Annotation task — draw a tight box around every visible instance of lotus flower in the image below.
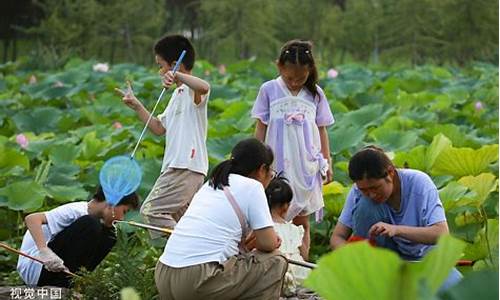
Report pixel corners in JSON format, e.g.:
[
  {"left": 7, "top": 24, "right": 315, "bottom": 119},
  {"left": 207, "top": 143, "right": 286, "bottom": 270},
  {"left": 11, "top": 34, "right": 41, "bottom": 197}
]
[
  {"left": 218, "top": 64, "right": 226, "bottom": 75},
  {"left": 327, "top": 68, "right": 338, "bottom": 79},
  {"left": 28, "top": 75, "right": 37, "bottom": 85},
  {"left": 93, "top": 63, "right": 110, "bottom": 73},
  {"left": 113, "top": 121, "right": 123, "bottom": 129},
  {"left": 474, "top": 101, "right": 483, "bottom": 111},
  {"left": 53, "top": 81, "right": 64, "bottom": 88},
  {"left": 16, "top": 134, "right": 29, "bottom": 149}
]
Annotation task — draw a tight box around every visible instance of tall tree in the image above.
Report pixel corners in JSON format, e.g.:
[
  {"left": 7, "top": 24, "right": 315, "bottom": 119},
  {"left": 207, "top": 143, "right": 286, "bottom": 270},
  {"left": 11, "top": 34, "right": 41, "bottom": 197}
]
[
  {"left": 0, "top": 0, "right": 41, "bottom": 63},
  {"left": 21, "top": 0, "right": 165, "bottom": 67},
  {"left": 428, "top": 0, "right": 499, "bottom": 64},
  {"left": 199, "top": 0, "right": 279, "bottom": 62}
]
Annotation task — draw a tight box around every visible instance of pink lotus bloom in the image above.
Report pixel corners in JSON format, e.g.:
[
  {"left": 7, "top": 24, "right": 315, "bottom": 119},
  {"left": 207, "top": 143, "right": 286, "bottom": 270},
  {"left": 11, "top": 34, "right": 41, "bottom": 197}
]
[
  {"left": 474, "top": 101, "right": 483, "bottom": 111},
  {"left": 93, "top": 63, "right": 110, "bottom": 72},
  {"left": 113, "top": 121, "right": 123, "bottom": 129},
  {"left": 28, "top": 75, "right": 37, "bottom": 85},
  {"left": 16, "top": 134, "right": 29, "bottom": 149},
  {"left": 327, "top": 68, "right": 338, "bottom": 79},
  {"left": 218, "top": 64, "right": 226, "bottom": 75}
]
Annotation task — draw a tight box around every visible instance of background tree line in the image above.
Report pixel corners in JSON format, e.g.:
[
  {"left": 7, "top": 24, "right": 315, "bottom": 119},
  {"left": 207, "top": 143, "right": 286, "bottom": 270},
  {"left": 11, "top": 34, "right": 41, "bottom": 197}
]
[{"left": 1, "top": 0, "right": 498, "bottom": 68}]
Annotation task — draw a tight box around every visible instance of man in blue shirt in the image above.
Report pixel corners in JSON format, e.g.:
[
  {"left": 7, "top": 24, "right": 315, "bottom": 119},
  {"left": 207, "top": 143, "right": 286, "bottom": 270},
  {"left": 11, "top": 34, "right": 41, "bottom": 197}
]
[{"left": 330, "top": 146, "right": 461, "bottom": 290}]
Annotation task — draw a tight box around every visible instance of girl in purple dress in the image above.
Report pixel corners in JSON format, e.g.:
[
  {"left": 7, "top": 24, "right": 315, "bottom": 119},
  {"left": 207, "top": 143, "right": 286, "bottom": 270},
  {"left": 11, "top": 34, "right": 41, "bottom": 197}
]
[{"left": 252, "top": 40, "right": 335, "bottom": 259}]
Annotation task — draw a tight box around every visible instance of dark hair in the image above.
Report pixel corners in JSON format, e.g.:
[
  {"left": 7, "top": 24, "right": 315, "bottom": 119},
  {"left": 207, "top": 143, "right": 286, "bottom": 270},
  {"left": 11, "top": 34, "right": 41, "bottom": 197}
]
[
  {"left": 209, "top": 138, "right": 274, "bottom": 190},
  {"left": 94, "top": 186, "right": 139, "bottom": 209},
  {"left": 348, "top": 145, "right": 394, "bottom": 181},
  {"left": 154, "top": 34, "right": 195, "bottom": 70},
  {"left": 278, "top": 39, "right": 319, "bottom": 98},
  {"left": 265, "top": 174, "right": 293, "bottom": 210}
]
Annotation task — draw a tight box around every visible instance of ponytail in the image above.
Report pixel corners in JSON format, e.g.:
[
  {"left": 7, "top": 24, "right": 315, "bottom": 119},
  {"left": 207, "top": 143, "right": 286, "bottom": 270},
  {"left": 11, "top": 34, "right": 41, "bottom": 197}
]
[
  {"left": 209, "top": 160, "right": 233, "bottom": 190},
  {"left": 209, "top": 138, "right": 274, "bottom": 190},
  {"left": 304, "top": 68, "right": 319, "bottom": 99},
  {"left": 265, "top": 173, "right": 293, "bottom": 210}
]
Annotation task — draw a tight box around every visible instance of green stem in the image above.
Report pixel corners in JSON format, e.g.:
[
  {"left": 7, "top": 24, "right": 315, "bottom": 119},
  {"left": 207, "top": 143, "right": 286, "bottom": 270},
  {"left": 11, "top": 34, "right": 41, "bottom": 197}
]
[
  {"left": 479, "top": 205, "right": 494, "bottom": 265},
  {"left": 17, "top": 211, "right": 22, "bottom": 238}
]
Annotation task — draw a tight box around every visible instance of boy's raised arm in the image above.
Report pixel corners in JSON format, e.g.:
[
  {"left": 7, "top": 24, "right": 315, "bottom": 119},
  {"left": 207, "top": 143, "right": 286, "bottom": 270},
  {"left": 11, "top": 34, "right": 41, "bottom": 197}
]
[
  {"left": 169, "top": 72, "right": 210, "bottom": 105},
  {"left": 116, "top": 81, "right": 166, "bottom": 136}
]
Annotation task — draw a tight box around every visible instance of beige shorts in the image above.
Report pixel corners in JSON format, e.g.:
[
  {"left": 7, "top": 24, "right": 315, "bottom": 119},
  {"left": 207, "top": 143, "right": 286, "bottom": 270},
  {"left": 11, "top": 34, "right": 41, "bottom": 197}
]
[
  {"left": 140, "top": 168, "right": 204, "bottom": 238},
  {"left": 155, "top": 251, "right": 288, "bottom": 300}
]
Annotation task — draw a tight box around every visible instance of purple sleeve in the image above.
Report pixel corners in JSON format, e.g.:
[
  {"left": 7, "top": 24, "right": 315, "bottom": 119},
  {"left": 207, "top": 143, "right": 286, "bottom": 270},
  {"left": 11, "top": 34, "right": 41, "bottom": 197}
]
[
  {"left": 315, "top": 87, "right": 335, "bottom": 127},
  {"left": 338, "top": 187, "right": 357, "bottom": 228},
  {"left": 424, "top": 188, "right": 447, "bottom": 226},
  {"left": 251, "top": 84, "right": 270, "bottom": 125}
]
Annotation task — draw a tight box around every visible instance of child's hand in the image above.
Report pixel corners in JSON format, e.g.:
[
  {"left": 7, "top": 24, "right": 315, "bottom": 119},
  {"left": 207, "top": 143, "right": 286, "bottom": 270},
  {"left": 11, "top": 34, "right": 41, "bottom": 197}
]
[
  {"left": 244, "top": 233, "right": 257, "bottom": 251},
  {"left": 322, "top": 159, "right": 333, "bottom": 184},
  {"left": 324, "top": 168, "right": 333, "bottom": 184},
  {"left": 276, "top": 235, "right": 282, "bottom": 249},
  {"left": 369, "top": 222, "right": 398, "bottom": 238},
  {"left": 162, "top": 71, "right": 176, "bottom": 88},
  {"left": 38, "top": 247, "right": 68, "bottom": 272},
  {"left": 115, "top": 81, "right": 142, "bottom": 111}
]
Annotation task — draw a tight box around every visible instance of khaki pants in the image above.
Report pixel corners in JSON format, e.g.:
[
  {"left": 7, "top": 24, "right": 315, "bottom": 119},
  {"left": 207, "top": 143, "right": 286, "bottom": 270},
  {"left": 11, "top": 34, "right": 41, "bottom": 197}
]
[
  {"left": 155, "top": 251, "right": 288, "bottom": 300},
  {"left": 140, "top": 168, "right": 204, "bottom": 238}
]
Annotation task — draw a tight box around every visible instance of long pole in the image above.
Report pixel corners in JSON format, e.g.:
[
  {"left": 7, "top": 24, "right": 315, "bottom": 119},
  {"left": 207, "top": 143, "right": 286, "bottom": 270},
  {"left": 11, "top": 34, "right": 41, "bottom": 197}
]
[
  {"left": 114, "top": 221, "right": 317, "bottom": 269},
  {"left": 129, "top": 50, "right": 186, "bottom": 159},
  {"left": 0, "top": 242, "right": 78, "bottom": 277},
  {"left": 113, "top": 220, "right": 173, "bottom": 234}
]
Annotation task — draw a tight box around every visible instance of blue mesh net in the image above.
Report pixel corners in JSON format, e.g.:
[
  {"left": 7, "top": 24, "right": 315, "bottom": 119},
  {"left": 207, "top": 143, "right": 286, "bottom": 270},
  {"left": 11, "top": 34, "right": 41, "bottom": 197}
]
[{"left": 99, "top": 156, "right": 142, "bottom": 206}]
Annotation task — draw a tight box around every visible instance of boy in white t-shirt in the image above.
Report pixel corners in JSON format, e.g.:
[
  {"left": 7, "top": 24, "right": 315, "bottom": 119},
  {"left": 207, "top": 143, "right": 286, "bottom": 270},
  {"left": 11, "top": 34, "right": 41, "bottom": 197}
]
[
  {"left": 118, "top": 35, "right": 210, "bottom": 238},
  {"left": 17, "top": 186, "right": 139, "bottom": 287}
]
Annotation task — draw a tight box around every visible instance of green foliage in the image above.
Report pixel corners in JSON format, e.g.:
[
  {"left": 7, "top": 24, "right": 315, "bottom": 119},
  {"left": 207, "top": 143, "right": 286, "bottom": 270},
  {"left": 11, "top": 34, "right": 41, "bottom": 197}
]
[
  {"left": 0, "top": 181, "right": 47, "bottom": 211},
  {"left": 72, "top": 230, "right": 160, "bottom": 300},
  {"left": 440, "top": 269, "right": 499, "bottom": 300},
  {"left": 4, "top": 0, "right": 498, "bottom": 66},
  {"left": 458, "top": 174, "right": 498, "bottom": 205},
  {"left": 432, "top": 144, "right": 499, "bottom": 177},
  {"left": 305, "top": 235, "right": 465, "bottom": 300},
  {"left": 0, "top": 59, "right": 497, "bottom": 296},
  {"left": 121, "top": 287, "right": 142, "bottom": 300},
  {"left": 20, "top": 0, "right": 165, "bottom": 68},
  {"left": 199, "top": 0, "right": 279, "bottom": 61}
]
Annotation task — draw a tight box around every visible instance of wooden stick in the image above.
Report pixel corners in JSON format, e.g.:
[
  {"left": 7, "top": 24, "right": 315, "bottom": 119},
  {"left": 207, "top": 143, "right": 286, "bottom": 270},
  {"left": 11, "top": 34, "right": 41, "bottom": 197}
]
[
  {"left": 288, "top": 259, "right": 317, "bottom": 269},
  {"left": 0, "top": 242, "right": 78, "bottom": 277},
  {"left": 113, "top": 220, "right": 174, "bottom": 234},
  {"left": 114, "top": 221, "right": 317, "bottom": 269}
]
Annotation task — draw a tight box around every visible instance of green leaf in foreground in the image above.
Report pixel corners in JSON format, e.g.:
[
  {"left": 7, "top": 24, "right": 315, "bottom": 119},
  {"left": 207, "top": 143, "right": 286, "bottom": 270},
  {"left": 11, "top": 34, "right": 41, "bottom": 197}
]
[
  {"left": 440, "top": 269, "right": 499, "bottom": 300},
  {"left": 305, "top": 242, "right": 402, "bottom": 300},
  {"left": 410, "top": 235, "right": 465, "bottom": 295},
  {"left": 120, "top": 287, "right": 141, "bottom": 300},
  {"left": 305, "top": 235, "right": 465, "bottom": 300}
]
